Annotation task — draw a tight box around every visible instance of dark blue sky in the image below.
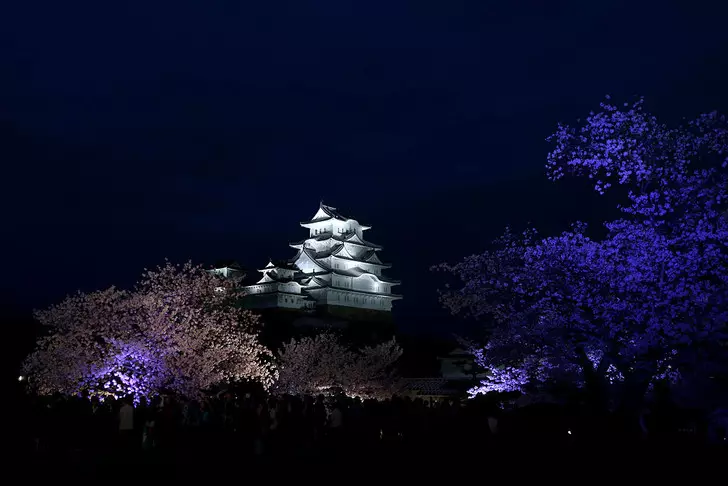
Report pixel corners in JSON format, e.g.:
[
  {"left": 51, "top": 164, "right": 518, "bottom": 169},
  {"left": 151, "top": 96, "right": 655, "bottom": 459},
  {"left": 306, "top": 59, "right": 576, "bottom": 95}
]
[{"left": 2, "top": 1, "right": 727, "bottom": 333}]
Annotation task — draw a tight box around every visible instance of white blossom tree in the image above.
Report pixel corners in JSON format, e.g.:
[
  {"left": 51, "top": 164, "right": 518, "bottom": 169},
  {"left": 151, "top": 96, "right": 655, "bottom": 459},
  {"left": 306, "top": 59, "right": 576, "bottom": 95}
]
[
  {"left": 22, "top": 261, "right": 275, "bottom": 399},
  {"left": 275, "top": 333, "right": 402, "bottom": 398}
]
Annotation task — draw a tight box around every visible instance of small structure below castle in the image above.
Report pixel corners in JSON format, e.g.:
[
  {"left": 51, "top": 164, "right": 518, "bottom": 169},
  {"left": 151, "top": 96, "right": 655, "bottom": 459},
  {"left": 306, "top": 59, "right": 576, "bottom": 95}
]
[{"left": 220, "top": 203, "right": 402, "bottom": 313}]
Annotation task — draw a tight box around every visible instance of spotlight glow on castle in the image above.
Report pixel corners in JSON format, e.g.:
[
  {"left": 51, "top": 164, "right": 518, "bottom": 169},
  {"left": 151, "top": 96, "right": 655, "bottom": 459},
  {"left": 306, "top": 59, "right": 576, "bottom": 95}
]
[{"left": 220, "top": 203, "right": 402, "bottom": 312}]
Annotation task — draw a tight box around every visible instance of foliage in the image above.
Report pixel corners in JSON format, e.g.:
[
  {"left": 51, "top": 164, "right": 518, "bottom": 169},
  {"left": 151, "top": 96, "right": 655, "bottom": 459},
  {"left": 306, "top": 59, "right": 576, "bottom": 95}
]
[
  {"left": 22, "top": 261, "right": 275, "bottom": 399},
  {"left": 436, "top": 97, "right": 728, "bottom": 403},
  {"left": 275, "top": 333, "right": 402, "bottom": 399}
]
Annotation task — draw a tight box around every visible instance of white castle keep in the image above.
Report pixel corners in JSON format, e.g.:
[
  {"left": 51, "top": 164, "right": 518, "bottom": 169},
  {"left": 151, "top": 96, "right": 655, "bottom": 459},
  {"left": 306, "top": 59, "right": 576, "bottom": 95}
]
[{"left": 214, "top": 203, "right": 402, "bottom": 312}]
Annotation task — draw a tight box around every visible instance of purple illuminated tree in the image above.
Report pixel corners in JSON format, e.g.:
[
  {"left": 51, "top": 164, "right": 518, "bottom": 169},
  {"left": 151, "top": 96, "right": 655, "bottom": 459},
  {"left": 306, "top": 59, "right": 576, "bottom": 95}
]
[
  {"left": 436, "top": 98, "right": 728, "bottom": 404},
  {"left": 22, "top": 262, "right": 275, "bottom": 399},
  {"left": 275, "top": 333, "right": 402, "bottom": 398}
]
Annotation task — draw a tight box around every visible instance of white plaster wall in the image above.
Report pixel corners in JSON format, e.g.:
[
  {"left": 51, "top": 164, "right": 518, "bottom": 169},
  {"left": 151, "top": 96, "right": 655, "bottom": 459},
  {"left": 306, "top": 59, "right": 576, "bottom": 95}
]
[
  {"left": 334, "top": 259, "right": 351, "bottom": 272},
  {"left": 331, "top": 219, "right": 364, "bottom": 239},
  {"left": 278, "top": 293, "right": 304, "bottom": 309},
  {"left": 333, "top": 221, "right": 354, "bottom": 234},
  {"left": 332, "top": 275, "right": 352, "bottom": 289},
  {"left": 306, "top": 237, "right": 332, "bottom": 252},
  {"left": 335, "top": 258, "right": 381, "bottom": 276},
  {"left": 324, "top": 290, "right": 392, "bottom": 310},
  {"left": 309, "top": 221, "right": 332, "bottom": 237},
  {"left": 279, "top": 282, "right": 300, "bottom": 294},
  {"left": 244, "top": 282, "right": 278, "bottom": 295}
]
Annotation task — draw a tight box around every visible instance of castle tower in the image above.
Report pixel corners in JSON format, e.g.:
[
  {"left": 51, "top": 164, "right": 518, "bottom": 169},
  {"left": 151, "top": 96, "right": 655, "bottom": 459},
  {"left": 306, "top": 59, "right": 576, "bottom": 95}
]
[
  {"left": 241, "top": 202, "right": 401, "bottom": 312},
  {"left": 208, "top": 260, "right": 245, "bottom": 282}
]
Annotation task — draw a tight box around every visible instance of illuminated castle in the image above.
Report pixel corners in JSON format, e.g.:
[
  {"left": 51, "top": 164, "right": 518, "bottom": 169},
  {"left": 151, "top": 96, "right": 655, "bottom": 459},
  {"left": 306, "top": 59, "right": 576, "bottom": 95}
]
[{"left": 231, "top": 203, "right": 401, "bottom": 312}]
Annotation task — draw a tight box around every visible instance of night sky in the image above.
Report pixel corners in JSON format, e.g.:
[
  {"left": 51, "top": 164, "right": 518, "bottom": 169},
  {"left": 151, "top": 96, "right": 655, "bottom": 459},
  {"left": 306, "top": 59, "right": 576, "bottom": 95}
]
[{"left": 2, "top": 1, "right": 727, "bottom": 335}]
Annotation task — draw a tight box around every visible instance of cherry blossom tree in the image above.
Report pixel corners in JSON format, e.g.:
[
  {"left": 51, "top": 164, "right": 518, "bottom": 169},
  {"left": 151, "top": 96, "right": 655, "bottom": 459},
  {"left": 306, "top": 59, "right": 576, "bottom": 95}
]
[
  {"left": 274, "top": 333, "right": 351, "bottom": 395},
  {"left": 274, "top": 333, "right": 402, "bottom": 398},
  {"left": 349, "top": 338, "right": 404, "bottom": 398},
  {"left": 436, "top": 98, "right": 728, "bottom": 405},
  {"left": 22, "top": 261, "right": 275, "bottom": 399}
]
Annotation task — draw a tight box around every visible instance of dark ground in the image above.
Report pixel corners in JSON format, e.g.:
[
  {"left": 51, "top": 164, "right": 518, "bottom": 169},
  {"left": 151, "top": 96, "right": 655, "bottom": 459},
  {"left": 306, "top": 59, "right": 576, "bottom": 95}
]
[{"left": 16, "top": 434, "right": 727, "bottom": 480}]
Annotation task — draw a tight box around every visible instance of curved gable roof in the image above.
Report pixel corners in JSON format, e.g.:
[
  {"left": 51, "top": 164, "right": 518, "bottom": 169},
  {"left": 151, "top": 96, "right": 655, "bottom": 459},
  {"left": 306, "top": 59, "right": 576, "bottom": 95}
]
[
  {"left": 300, "top": 202, "right": 370, "bottom": 229},
  {"left": 299, "top": 247, "right": 332, "bottom": 271}
]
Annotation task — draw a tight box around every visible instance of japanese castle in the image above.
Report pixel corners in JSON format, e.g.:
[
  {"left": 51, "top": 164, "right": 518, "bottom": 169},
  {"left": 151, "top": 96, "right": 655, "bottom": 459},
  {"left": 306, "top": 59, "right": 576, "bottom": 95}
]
[{"left": 214, "top": 203, "right": 401, "bottom": 313}]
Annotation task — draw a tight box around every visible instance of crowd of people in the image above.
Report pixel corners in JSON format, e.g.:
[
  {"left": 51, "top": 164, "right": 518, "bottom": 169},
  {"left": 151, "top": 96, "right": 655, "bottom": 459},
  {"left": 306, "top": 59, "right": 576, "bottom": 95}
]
[
  {"left": 19, "top": 388, "right": 724, "bottom": 467},
  {"left": 23, "top": 392, "right": 493, "bottom": 462}
]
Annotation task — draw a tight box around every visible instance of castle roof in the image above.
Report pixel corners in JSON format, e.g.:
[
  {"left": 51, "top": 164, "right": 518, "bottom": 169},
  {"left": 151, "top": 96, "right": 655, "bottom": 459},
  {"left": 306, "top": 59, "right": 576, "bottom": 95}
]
[
  {"left": 287, "top": 247, "right": 399, "bottom": 285},
  {"left": 244, "top": 286, "right": 315, "bottom": 299},
  {"left": 294, "top": 270, "right": 329, "bottom": 282},
  {"left": 258, "top": 259, "right": 297, "bottom": 272},
  {"left": 211, "top": 260, "right": 244, "bottom": 270},
  {"left": 257, "top": 270, "right": 299, "bottom": 284},
  {"left": 329, "top": 246, "right": 391, "bottom": 268},
  {"left": 331, "top": 267, "right": 401, "bottom": 285},
  {"left": 289, "top": 231, "right": 382, "bottom": 250},
  {"left": 297, "top": 247, "right": 332, "bottom": 271},
  {"left": 303, "top": 279, "right": 402, "bottom": 299},
  {"left": 300, "top": 202, "right": 371, "bottom": 230}
]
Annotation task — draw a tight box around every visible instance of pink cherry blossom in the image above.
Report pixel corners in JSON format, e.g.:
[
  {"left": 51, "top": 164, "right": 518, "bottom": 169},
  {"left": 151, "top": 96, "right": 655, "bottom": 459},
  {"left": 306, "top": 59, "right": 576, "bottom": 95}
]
[
  {"left": 274, "top": 332, "right": 402, "bottom": 399},
  {"left": 22, "top": 261, "right": 275, "bottom": 399}
]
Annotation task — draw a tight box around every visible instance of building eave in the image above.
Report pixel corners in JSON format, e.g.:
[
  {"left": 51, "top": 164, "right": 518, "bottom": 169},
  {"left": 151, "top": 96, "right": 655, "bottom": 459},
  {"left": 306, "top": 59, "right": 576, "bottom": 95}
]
[
  {"left": 301, "top": 247, "right": 333, "bottom": 271},
  {"left": 298, "top": 278, "right": 401, "bottom": 299},
  {"left": 331, "top": 254, "right": 391, "bottom": 268},
  {"left": 322, "top": 286, "right": 403, "bottom": 299},
  {"left": 244, "top": 289, "right": 312, "bottom": 298},
  {"left": 290, "top": 233, "right": 382, "bottom": 250},
  {"left": 331, "top": 268, "right": 400, "bottom": 285},
  {"left": 300, "top": 217, "right": 333, "bottom": 227},
  {"left": 343, "top": 233, "right": 382, "bottom": 249}
]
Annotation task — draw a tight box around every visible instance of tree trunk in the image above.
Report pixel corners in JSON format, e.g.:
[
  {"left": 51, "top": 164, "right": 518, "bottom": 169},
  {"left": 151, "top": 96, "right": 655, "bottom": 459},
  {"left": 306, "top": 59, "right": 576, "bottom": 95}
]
[
  {"left": 576, "top": 348, "right": 609, "bottom": 411},
  {"left": 615, "top": 372, "right": 654, "bottom": 439}
]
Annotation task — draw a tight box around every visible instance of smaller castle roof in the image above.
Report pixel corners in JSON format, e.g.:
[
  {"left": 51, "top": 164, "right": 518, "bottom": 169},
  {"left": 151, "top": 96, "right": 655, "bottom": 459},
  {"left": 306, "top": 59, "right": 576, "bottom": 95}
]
[
  {"left": 211, "top": 260, "right": 244, "bottom": 270},
  {"left": 258, "top": 259, "right": 298, "bottom": 272}
]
